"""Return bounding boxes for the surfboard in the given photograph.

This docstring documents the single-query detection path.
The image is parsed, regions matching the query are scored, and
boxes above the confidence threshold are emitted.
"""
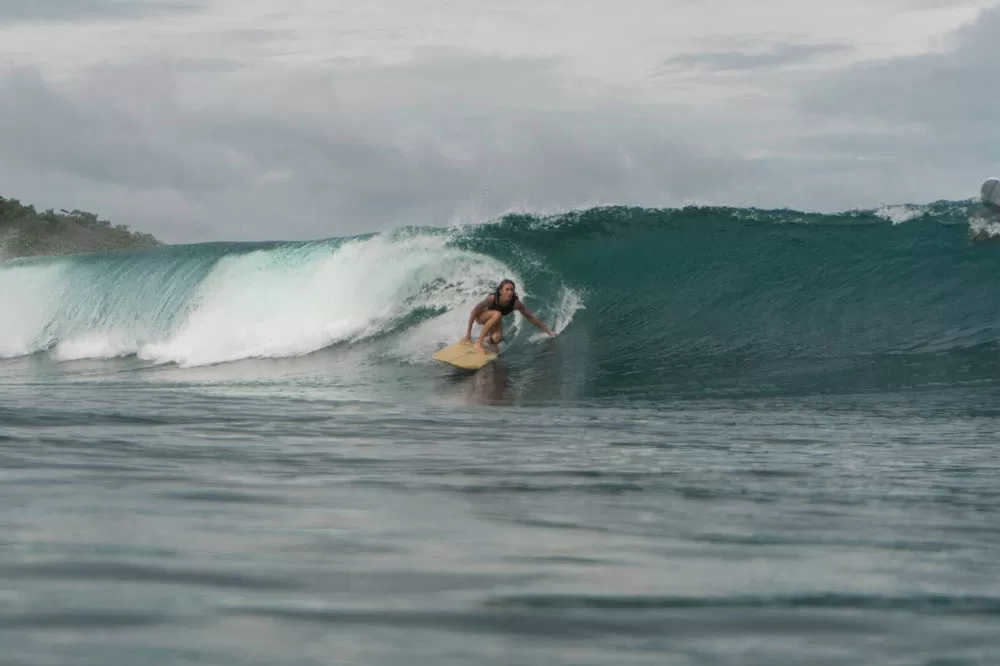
[982,177,1000,206]
[432,341,497,370]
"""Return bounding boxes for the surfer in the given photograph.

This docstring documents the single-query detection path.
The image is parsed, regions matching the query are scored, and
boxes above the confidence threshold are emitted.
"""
[460,279,555,354]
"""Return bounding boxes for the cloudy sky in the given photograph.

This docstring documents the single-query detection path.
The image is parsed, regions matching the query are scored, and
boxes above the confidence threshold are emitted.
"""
[1,0,998,242]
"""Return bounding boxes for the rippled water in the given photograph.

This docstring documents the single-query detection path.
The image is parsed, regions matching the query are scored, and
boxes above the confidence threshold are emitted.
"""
[3,353,998,665]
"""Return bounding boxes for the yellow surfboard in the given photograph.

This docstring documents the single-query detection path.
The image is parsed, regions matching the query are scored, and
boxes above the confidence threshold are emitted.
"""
[432,341,498,370]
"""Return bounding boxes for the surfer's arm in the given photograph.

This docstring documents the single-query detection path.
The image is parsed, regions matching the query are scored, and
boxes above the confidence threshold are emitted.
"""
[516,302,555,336]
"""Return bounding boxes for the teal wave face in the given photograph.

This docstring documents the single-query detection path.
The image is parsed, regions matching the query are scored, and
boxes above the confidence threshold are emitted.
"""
[2,202,999,397]
[454,203,1000,396]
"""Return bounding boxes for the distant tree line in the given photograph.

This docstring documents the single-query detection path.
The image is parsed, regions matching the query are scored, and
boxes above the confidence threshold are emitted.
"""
[0,194,161,258]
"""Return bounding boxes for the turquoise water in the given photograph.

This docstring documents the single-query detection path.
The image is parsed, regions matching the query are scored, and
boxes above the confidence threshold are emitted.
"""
[2,203,999,664]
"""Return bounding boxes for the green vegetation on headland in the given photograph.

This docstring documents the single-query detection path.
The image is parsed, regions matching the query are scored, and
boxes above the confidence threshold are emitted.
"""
[0,194,161,259]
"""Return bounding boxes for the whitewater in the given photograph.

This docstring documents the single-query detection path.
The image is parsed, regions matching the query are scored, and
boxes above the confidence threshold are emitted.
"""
[1,230,578,367]
[2,202,999,666]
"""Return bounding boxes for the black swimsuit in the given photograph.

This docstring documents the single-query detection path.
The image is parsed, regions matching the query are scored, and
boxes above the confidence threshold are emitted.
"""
[488,293,518,316]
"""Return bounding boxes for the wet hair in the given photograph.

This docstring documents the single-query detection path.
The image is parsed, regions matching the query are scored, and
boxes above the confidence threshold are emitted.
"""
[495,279,517,302]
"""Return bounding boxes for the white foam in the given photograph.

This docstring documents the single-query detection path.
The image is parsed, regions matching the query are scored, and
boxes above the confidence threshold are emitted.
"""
[874,204,924,225]
[138,234,514,367]
[969,216,1000,240]
[1,230,584,368]
[51,332,139,361]
[531,285,584,341]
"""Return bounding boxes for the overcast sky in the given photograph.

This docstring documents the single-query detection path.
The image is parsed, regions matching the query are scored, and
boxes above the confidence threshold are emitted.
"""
[1,0,998,242]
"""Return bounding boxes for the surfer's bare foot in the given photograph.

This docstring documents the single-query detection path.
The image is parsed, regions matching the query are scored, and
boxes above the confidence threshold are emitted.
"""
[473,342,486,354]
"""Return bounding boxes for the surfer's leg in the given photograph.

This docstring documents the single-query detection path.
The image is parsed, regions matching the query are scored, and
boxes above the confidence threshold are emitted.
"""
[475,311,502,353]
[490,320,503,345]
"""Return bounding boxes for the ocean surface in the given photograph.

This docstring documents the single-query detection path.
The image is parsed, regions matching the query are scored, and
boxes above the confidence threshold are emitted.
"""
[2,202,999,665]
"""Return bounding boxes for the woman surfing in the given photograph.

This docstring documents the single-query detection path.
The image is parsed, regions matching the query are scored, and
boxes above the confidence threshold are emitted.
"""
[460,279,555,354]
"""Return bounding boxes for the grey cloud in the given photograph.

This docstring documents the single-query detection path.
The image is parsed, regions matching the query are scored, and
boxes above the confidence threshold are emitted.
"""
[792,6,1000,199]
[800,6,1000,126]
[0,0,197,24]
[666,42,852,71]
[0,51,756,243]
[898,0,973,7]
[0,66,242,192]
[7,9,994,248]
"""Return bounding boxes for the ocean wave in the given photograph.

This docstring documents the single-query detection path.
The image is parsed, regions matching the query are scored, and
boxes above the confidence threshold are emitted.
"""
[3,201,999,395]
